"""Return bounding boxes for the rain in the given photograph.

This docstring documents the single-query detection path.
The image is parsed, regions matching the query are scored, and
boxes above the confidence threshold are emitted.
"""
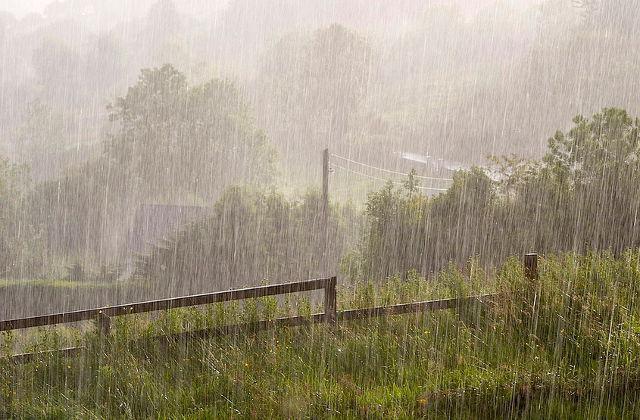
[0,0,639,417]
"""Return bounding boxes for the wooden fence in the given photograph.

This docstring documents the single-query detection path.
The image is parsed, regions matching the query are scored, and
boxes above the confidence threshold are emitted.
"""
[1,254,539,363]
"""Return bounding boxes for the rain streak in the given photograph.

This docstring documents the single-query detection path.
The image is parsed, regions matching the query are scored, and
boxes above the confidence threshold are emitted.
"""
[0,0,639,417]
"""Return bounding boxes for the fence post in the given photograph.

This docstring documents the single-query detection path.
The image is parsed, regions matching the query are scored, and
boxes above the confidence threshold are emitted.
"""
[523,252,540,341]
[523,253,539,282]
[96,311,111,336]
[324,276,337,325]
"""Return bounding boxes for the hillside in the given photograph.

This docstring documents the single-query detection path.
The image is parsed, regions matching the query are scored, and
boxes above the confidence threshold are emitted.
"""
[2,251,640,418]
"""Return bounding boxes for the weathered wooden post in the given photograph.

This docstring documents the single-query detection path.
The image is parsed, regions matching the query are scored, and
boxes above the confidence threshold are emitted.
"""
[324,276,337,325]
[523,253,540,341]
[524,253,539,281]
[321,148,330,274]
[322,148,329,227]
[96,311,111,336]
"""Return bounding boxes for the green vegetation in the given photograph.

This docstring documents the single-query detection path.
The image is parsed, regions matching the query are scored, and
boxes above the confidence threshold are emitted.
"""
[134,107,640,290]
[138,187,359,295]
[3,251,640,418]
[106,64,276,199]
[1,2,639,416]
[360,108,640,278]
[9,64,278,277]
[0,158,38,278]
[257,23,372,160]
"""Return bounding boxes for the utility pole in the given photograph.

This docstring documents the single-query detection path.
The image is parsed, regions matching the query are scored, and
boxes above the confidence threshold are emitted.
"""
[322,148,329,226]
[321,148,330,273]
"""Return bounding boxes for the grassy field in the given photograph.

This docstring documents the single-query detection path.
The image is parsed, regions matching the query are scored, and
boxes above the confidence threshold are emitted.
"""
[2,252,640,418]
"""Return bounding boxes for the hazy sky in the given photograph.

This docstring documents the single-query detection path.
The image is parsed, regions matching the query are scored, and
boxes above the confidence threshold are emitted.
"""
[1,0,543,19]
[2,0,51,18]
[1,0,227,18]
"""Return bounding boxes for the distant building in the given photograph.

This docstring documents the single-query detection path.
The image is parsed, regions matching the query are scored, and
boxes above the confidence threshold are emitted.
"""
[399,151,467,176]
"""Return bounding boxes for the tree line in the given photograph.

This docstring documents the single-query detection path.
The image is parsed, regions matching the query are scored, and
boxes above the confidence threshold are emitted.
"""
[358,108,640,279]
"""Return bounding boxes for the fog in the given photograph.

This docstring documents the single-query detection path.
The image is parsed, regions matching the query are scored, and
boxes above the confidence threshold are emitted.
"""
[3,1,640,416]
[1,0,639,315]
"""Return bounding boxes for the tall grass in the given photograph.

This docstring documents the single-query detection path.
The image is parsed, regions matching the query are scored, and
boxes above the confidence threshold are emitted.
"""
[2,251,640,418]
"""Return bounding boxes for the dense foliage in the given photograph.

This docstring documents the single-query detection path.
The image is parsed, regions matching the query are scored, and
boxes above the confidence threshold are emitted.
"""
[360,108,640,278]
[256,23,372,169]
[107,64,275,199]
[20,65,277,272]
[1,2,640,416]
[0,158,37,277]
[138,187,358,295]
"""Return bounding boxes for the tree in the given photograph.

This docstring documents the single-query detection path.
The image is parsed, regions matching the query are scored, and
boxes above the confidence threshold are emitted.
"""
[31,64,277,263]
[0,157,37,277]
[540,108,640,253]
[543,108,640,185]
[256,24,372,160]
[303,24,372,145]
[13,100,66,181]
[360,108,640,277]
[143,0,185,65]
[573,0,640,35]
[137,188,355,294]
[31,39,81,106]
[107,64,276,201]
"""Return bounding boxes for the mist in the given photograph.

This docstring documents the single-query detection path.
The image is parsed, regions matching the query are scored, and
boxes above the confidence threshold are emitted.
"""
[1,1,640,416]
[1,0,638,298]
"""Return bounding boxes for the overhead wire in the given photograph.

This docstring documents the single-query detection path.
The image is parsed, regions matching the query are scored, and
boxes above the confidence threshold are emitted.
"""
[331,163,449,192]
[330,153,454,182]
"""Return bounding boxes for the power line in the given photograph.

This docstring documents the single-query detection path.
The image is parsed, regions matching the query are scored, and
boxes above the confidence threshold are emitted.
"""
[332,163,393,183]
[331,163,448,192]
[330,153,454,182]
[333,163,448,192]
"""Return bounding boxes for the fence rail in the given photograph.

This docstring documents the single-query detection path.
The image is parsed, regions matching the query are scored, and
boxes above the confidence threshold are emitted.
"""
[1,253,539,363]
[338,293,497,321]
[0,277,336,333]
